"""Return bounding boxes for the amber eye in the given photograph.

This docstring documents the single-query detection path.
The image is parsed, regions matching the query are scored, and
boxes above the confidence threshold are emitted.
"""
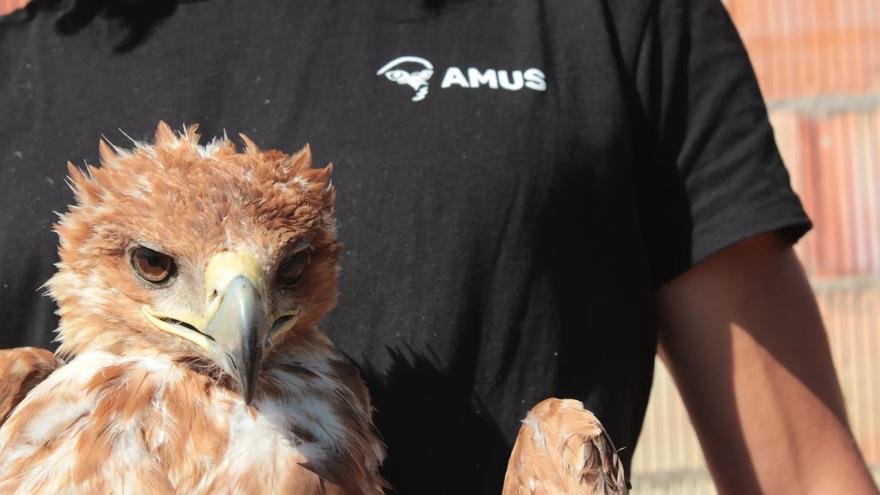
[131,247,176,284]
[276,250,311,288]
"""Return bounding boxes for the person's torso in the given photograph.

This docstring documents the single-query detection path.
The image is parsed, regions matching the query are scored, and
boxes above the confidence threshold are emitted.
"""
[0,1,658,491]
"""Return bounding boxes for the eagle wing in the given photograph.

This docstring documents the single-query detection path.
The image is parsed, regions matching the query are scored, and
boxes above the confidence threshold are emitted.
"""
[0,347,63,426]
[502,398,629,495]
[0,352,179,495]
[0,351,346,495]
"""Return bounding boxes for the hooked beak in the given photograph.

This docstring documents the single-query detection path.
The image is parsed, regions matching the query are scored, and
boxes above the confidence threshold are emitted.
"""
[203,275,264,404]
[142,251,302,404]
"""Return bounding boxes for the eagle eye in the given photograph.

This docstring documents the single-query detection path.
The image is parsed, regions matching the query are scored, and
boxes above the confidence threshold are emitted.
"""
[131,246,176,284]
[276,249,310,288]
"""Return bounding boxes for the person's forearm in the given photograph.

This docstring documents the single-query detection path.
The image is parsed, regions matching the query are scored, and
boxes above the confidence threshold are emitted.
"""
[657,233,878,494]
[660,316,876,494]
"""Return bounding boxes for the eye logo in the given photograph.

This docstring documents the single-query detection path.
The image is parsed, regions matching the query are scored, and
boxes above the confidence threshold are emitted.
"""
[377,54,548,103]
[377,56,434,102]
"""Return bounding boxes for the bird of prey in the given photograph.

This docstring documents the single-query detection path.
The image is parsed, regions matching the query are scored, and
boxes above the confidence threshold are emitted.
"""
[502,398,629,495]
[0,123,385,494]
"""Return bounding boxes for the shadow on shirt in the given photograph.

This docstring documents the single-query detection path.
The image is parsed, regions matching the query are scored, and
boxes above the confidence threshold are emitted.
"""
[361,346,511,494]
[6,0,473,52]
[6,0,179,52]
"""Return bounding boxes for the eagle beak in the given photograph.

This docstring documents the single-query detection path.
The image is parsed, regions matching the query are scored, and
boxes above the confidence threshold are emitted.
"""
[143,250,302,405]
[203,275,264,404]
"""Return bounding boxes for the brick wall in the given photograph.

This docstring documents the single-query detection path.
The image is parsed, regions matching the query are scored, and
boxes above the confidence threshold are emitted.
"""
[775,108,880,278]
[729,0,880,100]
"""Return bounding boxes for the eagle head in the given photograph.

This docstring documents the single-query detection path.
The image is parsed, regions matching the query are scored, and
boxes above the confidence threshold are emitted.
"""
[47,122,338,404]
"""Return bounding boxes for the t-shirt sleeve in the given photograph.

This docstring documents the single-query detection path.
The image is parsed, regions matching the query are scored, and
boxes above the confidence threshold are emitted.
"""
[633,0,811,284]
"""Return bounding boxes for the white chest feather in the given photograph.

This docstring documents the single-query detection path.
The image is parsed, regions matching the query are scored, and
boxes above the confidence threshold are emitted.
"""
[0,351,384,495]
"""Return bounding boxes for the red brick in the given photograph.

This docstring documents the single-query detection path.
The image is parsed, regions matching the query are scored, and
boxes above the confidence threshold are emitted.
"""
[771,108,880,279]
[727,0,880,100]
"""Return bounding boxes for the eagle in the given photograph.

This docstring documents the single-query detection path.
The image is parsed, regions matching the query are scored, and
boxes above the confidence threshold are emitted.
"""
[0,122,628,495]
[0,123,385,494]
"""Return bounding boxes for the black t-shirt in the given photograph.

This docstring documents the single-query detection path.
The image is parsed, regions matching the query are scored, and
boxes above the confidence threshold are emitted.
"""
[0,0,810,492]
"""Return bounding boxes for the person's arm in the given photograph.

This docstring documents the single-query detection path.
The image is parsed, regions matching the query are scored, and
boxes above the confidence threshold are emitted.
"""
[656,232,878,494]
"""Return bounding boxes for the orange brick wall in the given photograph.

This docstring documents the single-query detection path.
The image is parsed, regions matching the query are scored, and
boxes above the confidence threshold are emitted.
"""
[773,109,880,278]
[729,0,880,100]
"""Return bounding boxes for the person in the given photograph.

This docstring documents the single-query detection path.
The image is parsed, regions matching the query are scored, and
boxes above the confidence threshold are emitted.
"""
[0,0,876,493]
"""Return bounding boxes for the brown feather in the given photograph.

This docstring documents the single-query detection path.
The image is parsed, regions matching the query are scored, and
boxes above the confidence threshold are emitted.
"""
[154,120,176,144]
[502,398,629,495]
[97,139,117,164]
[0,348,62,426]
[288,143,313,173]
[238,132,260,155]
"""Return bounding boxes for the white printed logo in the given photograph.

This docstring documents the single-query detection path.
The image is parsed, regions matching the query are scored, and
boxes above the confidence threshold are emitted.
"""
[378,55,546,102]
[377,56,435,102]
